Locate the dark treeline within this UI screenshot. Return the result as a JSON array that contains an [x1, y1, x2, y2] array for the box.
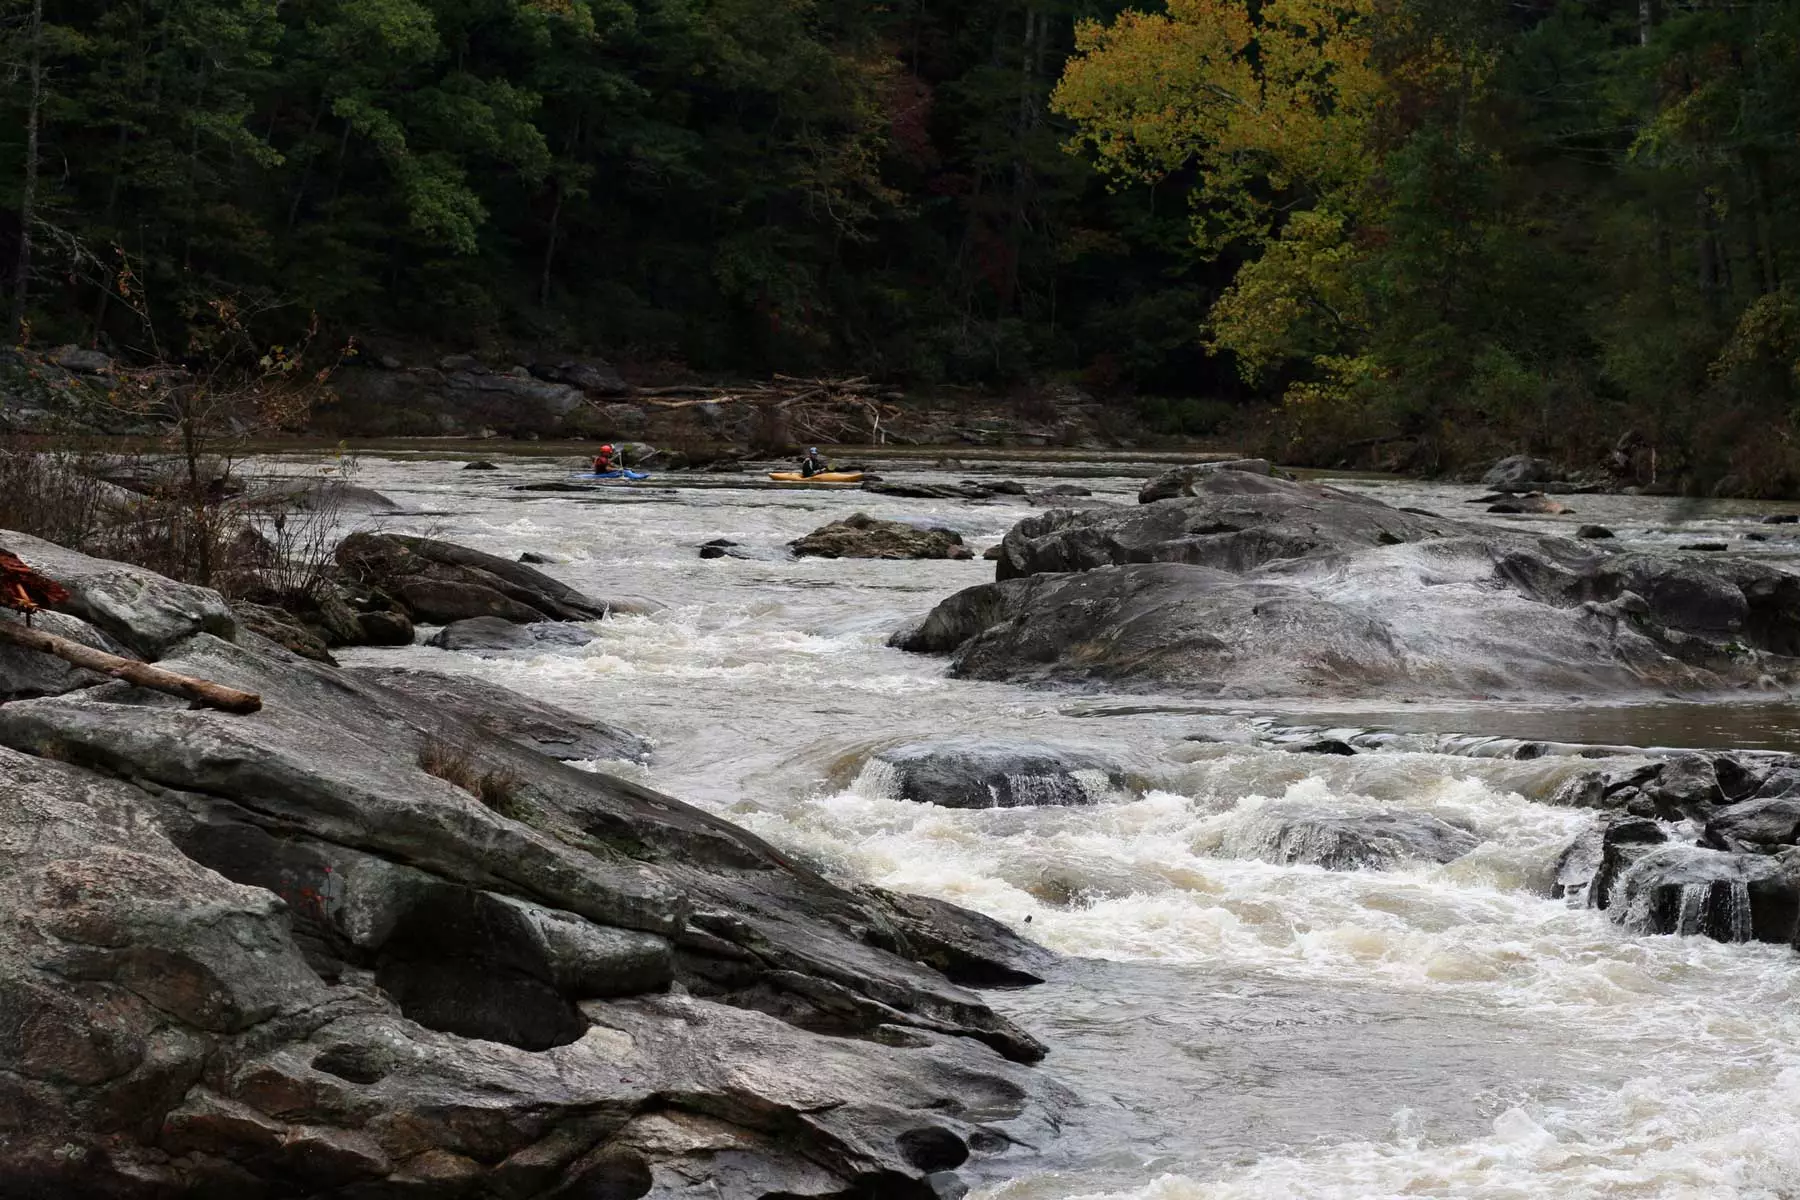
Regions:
[[0, 0, 1219, 407], [3, 0, 1800, 485]]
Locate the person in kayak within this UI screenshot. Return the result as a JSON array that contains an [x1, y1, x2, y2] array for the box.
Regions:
[[592, 444, 619, 474], [799, 447, 827, 478]]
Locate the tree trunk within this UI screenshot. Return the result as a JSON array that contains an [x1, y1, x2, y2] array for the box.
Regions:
[[9, 0, 45, 344], [0, 619, 263, 714], [540, 183, 563, 310]]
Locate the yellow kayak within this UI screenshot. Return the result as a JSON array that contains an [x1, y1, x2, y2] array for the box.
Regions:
[[768, 471, 865, 484]]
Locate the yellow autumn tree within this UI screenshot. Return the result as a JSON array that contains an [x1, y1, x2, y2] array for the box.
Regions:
[[1052, 0, 1421, 413]]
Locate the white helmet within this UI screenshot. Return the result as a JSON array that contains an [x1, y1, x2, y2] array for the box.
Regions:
[[809, 447, 819, 455]]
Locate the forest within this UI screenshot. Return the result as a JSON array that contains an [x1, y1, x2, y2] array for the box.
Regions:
[[2, 0, 1798, 486]]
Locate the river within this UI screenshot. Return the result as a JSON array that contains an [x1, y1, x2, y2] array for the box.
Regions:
[[315, 451, 1800, 1200]]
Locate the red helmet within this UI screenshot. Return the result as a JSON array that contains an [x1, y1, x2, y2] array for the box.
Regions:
[[600, 444, 614, 453]]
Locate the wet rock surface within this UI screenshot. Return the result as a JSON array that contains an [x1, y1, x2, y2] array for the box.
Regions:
[[337, 531, 654, 624], [896, 471, 1800, 698], [424, 614, 598, 654], [346, 666, 652, 763], [992, 472, 1455, 581], [868, 738, 1128, 809], [1548, 751, 1800, 944], [1219, 805, 1482, 871], [793, 513, 974, 560], [0, 537, 1057, 1198], [1137, 458, 1273, 504], [1481, 455, 1561, 492]]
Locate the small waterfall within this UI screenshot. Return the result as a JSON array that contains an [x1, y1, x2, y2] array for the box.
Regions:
[[1611, 846, 1767, 943], [992, 771, 1100, 807], [849, 756, 903, 800]]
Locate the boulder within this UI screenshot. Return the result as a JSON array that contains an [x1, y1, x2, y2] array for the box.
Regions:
[[792, 514, 974, 561], [49, 344, 115, 374], [1577, 525, 1615, 539], [531, 357, 629, 396], [866, 739, 1126, 809], [1487, 492, 1571, 515], [337, 531, 649, 625], [1548, 816, 1668, 904], [424, 615, 596, 653], [463, 460, 499, 471], [896, 478, 1800, 699], [0, 608, 130, 698], [1599, 844, 1800, 943], [0, 621, 1058, 1196], [346, 667, 651, 763], [227, 601, 337, 664], [356, 609, 415, 646], [992, 472, 1456, 582], [1703, 794, 1800, 853], [1549, 752, 1774, 819], [446, 370, 586, 420], [1138, 458, 1273, 503], [1481, 455, 1560, 492], [0, 528, 237, 657], [1218, 805, 1481, 871]]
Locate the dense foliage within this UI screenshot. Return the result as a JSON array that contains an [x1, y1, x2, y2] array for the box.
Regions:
[[4, 0, 1798, 485], [1056, 0, 1800, 488], [0, 0, 1218, 397]]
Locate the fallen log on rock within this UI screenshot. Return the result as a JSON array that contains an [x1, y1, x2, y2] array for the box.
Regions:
[[0, 620, 262, 713]]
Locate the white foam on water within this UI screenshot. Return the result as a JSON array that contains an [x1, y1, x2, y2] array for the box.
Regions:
[[321, 454, 1800, 1200]]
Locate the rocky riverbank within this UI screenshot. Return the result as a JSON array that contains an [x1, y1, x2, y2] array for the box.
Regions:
[[0, 529, 1061, 1199]]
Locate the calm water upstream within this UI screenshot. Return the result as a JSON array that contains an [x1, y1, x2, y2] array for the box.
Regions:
[[310, 452, 1800, 1200]]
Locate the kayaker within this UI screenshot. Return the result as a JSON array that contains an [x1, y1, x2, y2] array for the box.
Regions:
[[592, 444, 618, 474], [799, 447, 827, 478]]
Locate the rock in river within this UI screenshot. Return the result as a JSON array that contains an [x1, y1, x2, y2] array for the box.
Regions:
[[337, 531, 654, 624], [0, 535, 1057, 1198], [424, 614, 597, 653], [792, 513, 974, 560], [866, 738, 1128, 808], [1218, 804, 1481, 871], [895, 471, 1800, 699]]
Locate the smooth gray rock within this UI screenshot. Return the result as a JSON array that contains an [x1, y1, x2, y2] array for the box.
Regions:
[[447, 369, 586, 417], [1138, 458, 1272, 503], [347, 666, 651, 763], [0, 617, 1060, 1194], [533, 357, 629, 396], [424, 614, 596, 653], [337, 531, 652, 624], [0, 528, 237, 657], [897, 478, 1800, 698], [0, 740, 1054, 1196], [870, 738, 1126, 809], [1219, 805, 1481, 871], [1704, 795, 1800, 853], [0, 608, 131, 698], [1481, 454, 1560, 491], [995, 472, 1456, 581]]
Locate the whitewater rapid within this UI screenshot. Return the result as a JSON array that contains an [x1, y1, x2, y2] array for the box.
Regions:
[[320, 452, 1800, 1200]]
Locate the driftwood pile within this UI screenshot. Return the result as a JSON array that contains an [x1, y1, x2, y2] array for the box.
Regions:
[[622, 375, 905, 445]]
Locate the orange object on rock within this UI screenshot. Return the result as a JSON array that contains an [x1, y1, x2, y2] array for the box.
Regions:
[[0, 549, 71, 615]]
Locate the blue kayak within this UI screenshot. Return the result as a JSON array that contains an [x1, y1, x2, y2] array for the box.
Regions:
[[567, 469, 650, 481]]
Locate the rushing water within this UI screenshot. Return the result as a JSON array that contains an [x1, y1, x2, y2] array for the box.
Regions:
[[315, 452, 1800, 1200]]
